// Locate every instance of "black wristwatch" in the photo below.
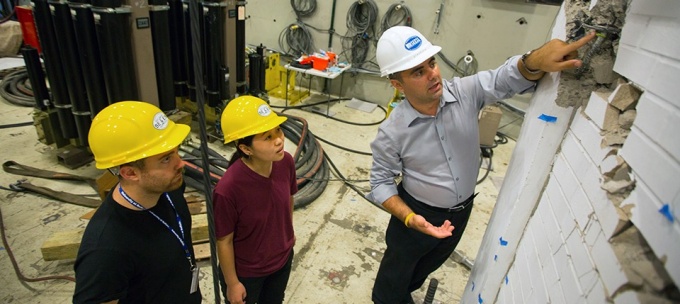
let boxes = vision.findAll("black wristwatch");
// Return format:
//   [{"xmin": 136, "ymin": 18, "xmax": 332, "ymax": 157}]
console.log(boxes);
[{"xmin": 521, "ymin": 50, "xmax": 542, "ymax": 75}]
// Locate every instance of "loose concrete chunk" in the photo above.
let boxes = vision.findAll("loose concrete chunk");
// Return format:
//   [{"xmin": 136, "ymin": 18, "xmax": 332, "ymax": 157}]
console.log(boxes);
[
  {"xmin": 608, "ymin": 83, "xmax": 641, "ymax": 111},
  {"xmin": 619, "ymin": 109, "xmax": 636, "ymax": 130}
]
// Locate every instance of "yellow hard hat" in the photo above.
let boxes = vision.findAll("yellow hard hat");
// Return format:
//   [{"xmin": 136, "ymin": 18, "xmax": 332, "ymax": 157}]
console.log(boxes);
[
  {"xmin": 88, "ymin": 101, "xmax": 191, "ymax": 169},
  {"xmin": 221, "ymin": 96, "xmax": 287, "ymax": 144}
]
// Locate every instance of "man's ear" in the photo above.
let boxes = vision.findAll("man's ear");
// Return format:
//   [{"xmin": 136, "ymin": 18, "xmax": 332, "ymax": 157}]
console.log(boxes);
[
  {"xmin": 118, "ymin": 165, "xmax": 140, "ymax": 181},
  {"xmin": 390, "ymin": 79, "xmax": 404, "ymax": 92}
]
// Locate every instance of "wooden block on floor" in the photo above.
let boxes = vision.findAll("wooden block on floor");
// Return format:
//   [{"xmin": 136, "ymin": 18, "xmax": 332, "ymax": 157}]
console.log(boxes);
[{"xmin": 41, "ymin": 214, "xmax": 208, "ymax": 261}]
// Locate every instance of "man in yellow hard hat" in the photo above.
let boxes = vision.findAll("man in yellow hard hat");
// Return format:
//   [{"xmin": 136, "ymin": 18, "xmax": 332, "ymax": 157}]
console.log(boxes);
[
  {"xmin": 73, "ymin": 101, "xmax": 201, "ymax": 304},
  {"xmin": 367, "ymin": 26, "xmax": 596, "ymax": 303}
]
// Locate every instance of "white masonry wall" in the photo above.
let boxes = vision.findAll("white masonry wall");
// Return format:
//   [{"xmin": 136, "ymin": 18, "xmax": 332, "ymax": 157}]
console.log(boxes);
[{"xmin": 462, "ymin": 0, "xmax": 680, "ymax": 303}]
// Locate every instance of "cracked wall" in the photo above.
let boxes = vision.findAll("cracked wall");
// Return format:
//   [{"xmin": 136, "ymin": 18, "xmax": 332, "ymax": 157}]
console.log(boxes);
[{"xmin": 464, "ymin": 0, "xmax": 680, "ymax": 303}]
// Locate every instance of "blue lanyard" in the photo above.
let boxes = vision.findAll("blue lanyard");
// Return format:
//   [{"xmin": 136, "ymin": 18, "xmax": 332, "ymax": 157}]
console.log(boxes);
[{"xmin": 119, "ymin": 186, "xmax": 195, "ymax": 270}]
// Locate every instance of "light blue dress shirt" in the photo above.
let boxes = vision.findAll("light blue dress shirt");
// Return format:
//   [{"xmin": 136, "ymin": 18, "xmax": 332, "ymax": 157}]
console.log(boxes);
[{"xmin": 367, "ymin": 55, "xmax": 536, "ymax": 208}]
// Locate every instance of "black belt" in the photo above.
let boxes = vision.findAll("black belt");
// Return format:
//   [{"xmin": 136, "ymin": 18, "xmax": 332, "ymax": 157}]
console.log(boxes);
[{"xmin": 415, "ymin": 192, "xmax": 478, "ymax": 213}]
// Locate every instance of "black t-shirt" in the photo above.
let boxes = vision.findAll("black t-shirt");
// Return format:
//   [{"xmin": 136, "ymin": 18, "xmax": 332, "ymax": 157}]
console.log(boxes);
[{"xmin": 73, "ymin": 184, "xmax": 202, "ymax": 304}]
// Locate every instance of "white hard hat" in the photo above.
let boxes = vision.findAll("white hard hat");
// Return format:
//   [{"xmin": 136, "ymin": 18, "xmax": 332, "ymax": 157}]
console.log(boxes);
[{"xmin": 376, "ymin": 26, "xmax": 442, "ymax": 77}]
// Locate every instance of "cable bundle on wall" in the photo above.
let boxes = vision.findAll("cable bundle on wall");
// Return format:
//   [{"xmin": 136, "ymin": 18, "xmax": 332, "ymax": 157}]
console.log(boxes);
[
  {"xmin": 278, "ymin": 21, "xmax": 315, "ymax": 57},
  {"xmin": 291, "ymin": 0, "xmax": 316, "ymax": 18},
  {"xmin": 343, "ymin": 0, "xmax": 379, "ymax": 69},
  {"xmin": 379, "ymin": 2, "xmax": 412, "ymax": 37}
]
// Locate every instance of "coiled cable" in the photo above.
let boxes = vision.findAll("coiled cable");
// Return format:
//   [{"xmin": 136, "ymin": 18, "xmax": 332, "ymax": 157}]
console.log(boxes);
[
  {"xmin": 278, "ymin": 21, "xmax": 314, "ymax": 57},
  {"xmin": 0, "ymin": 68, "xmax": 36, "ymax": 107},
  {"xmin": 379, "ymin": 2, "xmax": 412, "ymax": 36},
  {"xmin": 290, "ymin": 0, "xmax": 316, "ymax": 18}
]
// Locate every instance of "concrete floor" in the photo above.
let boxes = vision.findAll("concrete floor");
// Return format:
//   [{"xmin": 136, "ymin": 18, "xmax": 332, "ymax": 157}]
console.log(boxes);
[{"xmin": 0, "ymin": 76, "xmax": 523, "ymax": 303}]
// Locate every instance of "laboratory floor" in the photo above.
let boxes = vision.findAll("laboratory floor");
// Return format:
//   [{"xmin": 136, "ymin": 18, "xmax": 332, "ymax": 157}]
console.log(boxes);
[{"xmin": 0, "ymin": 88, "xmax": 523, "ymax": 303}]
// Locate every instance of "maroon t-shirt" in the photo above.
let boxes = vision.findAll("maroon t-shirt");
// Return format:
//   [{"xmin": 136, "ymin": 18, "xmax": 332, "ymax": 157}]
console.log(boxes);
[{"xmin": 213, "ymin": 152, "xmax": 297, "ymax": 277}]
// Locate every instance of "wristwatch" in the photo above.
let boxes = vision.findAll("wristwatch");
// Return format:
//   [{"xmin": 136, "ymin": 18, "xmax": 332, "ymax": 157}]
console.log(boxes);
[{"xmin": 521, "ymin": 50, "xmax": 542, "ymax": 75}]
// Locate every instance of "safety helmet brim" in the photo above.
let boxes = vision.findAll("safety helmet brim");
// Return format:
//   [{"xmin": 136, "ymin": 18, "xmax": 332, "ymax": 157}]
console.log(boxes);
[
  {"xmin": 223, "ymin": 115, "xmax": 287, "ymax": 144},
  {"xmin": 380, "ymin": 45, "xmax": 441, "ymax": 77}
]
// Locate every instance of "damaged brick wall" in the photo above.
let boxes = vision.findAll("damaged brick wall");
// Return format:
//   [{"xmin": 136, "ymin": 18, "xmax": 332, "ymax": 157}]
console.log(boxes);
[{"xmin": 463, "ymin": 0, "xmax": 680, "ymax": 303}]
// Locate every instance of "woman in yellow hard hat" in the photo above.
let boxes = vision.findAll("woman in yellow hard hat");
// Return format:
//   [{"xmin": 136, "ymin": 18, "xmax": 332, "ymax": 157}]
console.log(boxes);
[
  {"xmin": 74, "ymin": 101, "xmax": 201, "ymax": 303},
  {"xmin": 213, "ymin": 96, "xmax": 297, "ymax": 304}
]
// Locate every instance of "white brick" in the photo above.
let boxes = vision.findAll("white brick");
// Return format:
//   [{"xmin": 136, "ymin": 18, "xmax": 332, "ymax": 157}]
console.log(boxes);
[
  {"xmin": 532, "ymin": 209, "xmax": 554, "ymax": 265},
  {"xmin": 620, "ymin": 127, "xmax": 680, "ymax": 204},
  {"xmin": 562, "ymin": 132, "xmax": 591, "ymax": 178},
  {"xmin": 613, "ymin": 44, "xmax": 658, "ymax": 87},
  {"xmin": 628, "ymin": 178, "xmax": 680, "ymax": 285},
  {"xmin": 538, "ymin": 193, "xmax": 565, "ymax": 253},
  {"xmin": 629, "ymin": 0, "xmax": 680, "ymax": 20},
  {"xmin": 640, "ymin": 17, "xmax": 680, "ymax": 59},
  {"xmin": 591, "ymin": 233, "xmax": 628, "ymax": 297},
  {"xmin": 570, "ymin": 184, "xmax": 593, "ymax": 231},
  {"xmin": 647, "ymin": 59, "xmax": 680, "ymax": 107},
  {"xmin": 618, "ymin": 14, "xmax": 650, "ymax": 48},
  {"xmin": 584, "ymin": 219, "xmax": 603, "ymax": 249},
  {"xmin": 546, "ymin": 171, "xmax": 577, "ymax": 235},
  {"xmin": 509, "ymin": 265, "xmax": 524, "ymax": 304},
  {"xmin": 548, "ymin": 281, "xmax": 567, "ymax": 304},
  {"xmin": 526, "ymin": 230, "xmax": 549, "ymax": 304},
  {"xmin": 516, "ymin": 243, "xmax": 534, "ymax": 301},
  {"xmin": 565, "ymin": 228, "xmax": 594, "ymax": 280},
  {"xmin": 583, "ymin": 91, "xmax": 613, "ymax": 131},
  {"xmin": 634, "ymin": 92, "xmax": 680, "ymax": 162},
  {"xmin": 585, "ymin": 280, "xmax": 607, "ymax": 304},
  {"xmin": 592, "ymin": 194, "xmax": 620, "ymax": 239},
  {"xmin": 553, "ymin": 154, "xmax": 578, "ymax": 198},
  {"xmin": 570, "ymin": 113, "xmax": 612, "ymax": 163}
]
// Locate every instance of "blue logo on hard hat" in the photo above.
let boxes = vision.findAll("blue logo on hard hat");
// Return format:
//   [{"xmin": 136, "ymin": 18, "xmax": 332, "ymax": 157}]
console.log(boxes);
[{"xmin": 404, "ymin": 36, "xmax": 422, "ymax": 51}]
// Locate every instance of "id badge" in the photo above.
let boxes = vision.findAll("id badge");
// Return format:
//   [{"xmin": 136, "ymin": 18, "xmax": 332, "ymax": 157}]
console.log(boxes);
[{"xmin": 190, "ymin": 265, "xmax": 200, "ymax": 294}]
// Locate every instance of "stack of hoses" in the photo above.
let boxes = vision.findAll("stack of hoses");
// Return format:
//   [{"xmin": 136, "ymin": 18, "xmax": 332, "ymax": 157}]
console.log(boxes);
[{"xmin": 180, "ymin": 113, "xmax": 328, "ymax": 210}]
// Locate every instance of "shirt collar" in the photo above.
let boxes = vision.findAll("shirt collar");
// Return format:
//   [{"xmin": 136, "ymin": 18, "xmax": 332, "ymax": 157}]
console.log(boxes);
[{"xmin": 401, "ymin": 79, "xmax": 459, "ymax": 126}]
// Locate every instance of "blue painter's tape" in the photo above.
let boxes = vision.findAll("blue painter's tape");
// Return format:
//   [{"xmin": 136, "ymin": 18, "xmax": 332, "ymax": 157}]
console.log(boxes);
[
  {"xmin": 478, "ymin": 293, "xmax": 484, "ymax": 304},
  {"xmin": 505, "ymin": 275, "xmax": 509, "ymax": 285},
  {"xmin": 538, "ymin": 114, "xmax": 557, "ymax": 123},
  {"xmin": 499, "ymin": 236, "xmax": 508, "ymax": 246},
  {"xmin": 659, "ymin": 204, "xmax": 674, "ymax": 223}
]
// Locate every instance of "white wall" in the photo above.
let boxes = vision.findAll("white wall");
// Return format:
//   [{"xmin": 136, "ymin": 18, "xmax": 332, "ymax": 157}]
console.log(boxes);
[
  {"xmin": 244, "ymin": 0, "xmax": 559, "ymax": 105},
  {"xmin": 464, "ymin": 0, "xmax": 680, "ymax": 303}
]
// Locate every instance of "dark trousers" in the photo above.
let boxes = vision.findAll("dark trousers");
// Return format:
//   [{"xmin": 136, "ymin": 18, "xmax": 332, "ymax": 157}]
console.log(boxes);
[
  {"xmin": 220, "ymin": 249, "xmax": 294, "ymax": 304},
  {"xmin": 372, "ymin": 184, "xmax": 474, "ymax": 304}
]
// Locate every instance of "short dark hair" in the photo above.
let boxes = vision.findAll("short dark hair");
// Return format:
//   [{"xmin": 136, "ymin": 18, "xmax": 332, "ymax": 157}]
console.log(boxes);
[
  {"xmin": 388, "ymin": 72, "xmax": 402, "ymax": 82},
  {"xmin": 229, "ymin": 135, "xmax": 255, "ymax": 165}
]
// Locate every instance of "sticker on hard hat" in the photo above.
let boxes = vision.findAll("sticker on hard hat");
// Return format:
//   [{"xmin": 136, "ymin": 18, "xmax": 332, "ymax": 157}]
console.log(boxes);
[
  {"xmin": 153, "ymin": 112, "xmax": 169, "ymax": 130},
  {"xmin": 257, "ymin": 104, "xmax": 272, "ymax": 117},
  {"xmin": 404, "ymin": 36, "xmax": 422, "ymax": 51}
]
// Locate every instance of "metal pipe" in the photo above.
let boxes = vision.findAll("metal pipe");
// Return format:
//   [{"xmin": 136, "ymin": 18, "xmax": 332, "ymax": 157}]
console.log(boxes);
[
  {"xmin": 168, "ymin": 0, "xmax": 188, "ymax": 98},
  {"xmin": 234, "ymin": 2, "xmax": 246, "ymax": 94},
  {"xmin": 49, "ymin": 0, "xmax": 91, "ymax": 144},
  {"xmin": 92, "ymin": 4, "xmax": 138, "ymax": 103},
  {"xmin": 256, "ymin": 44, "xmax": 266, "ymax": 93},
  {"xmin": 31, "ymin": 0, "xmax": 78, "ymax": 139},
  {"xmin": 203, "ymin": 0, "xmax": 226, "ymax": 107},
  {"xmin": 20, "ymin": 46, "xmax": 50, "ymax": 111},
  {"xmin": 183, "ymin": 0, "xmax": 196, "ymax": 103},
  {"xmin": 150, "ymin": 4, "xmax": 176, "ymax": 111},
  {"xmin": 70, "ymin": 0, "xmax": 109, "ymax": 117},
  {"xmin": 248, "ymin": 53, "xmax": 261, "ymax": 96},
  {"xmin": 187, "ymin": 0, "xmax": 221, "ymax": 302}
]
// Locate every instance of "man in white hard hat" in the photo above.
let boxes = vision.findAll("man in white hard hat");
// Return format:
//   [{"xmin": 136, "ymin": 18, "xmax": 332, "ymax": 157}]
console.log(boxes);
[{"xmin": 367, "ymin": 26, "xmax": 595, "ymax": 303}]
